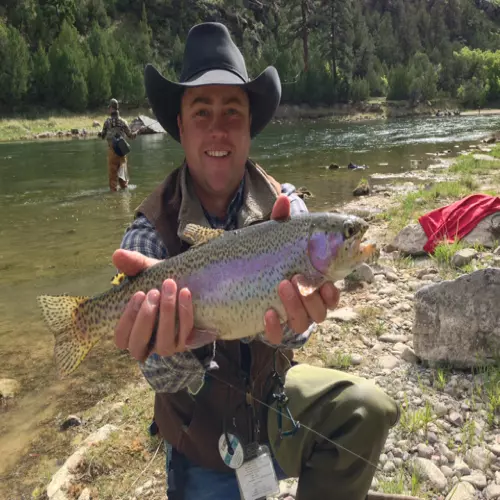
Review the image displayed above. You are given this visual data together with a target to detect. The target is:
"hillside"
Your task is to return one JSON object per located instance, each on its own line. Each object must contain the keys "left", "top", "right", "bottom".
{"left": 1, "top": 0, "right": 500, "bottom": 113}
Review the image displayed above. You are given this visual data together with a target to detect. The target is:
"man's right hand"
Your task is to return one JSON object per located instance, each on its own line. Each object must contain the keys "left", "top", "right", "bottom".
{"left": 112, "top": 249, "right": 195, "bottom": 361}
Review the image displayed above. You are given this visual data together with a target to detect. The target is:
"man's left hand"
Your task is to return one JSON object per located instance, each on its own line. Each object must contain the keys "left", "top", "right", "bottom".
{"left": 264, "top": 194, "right": 340, "bottom": 345}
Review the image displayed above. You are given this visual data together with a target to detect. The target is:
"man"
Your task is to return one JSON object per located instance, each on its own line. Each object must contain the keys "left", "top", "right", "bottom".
{"left": 112, "top": 22, "right": 417, "bottom": 500}
{"left": 99, "top": 98, "right": 138, "bottom": 191}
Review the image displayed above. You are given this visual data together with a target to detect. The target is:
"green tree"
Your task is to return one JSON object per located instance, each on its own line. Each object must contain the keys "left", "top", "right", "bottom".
{"left": 30, "top": 42, "right": 51, "bottom": 103}
{"left": 0, "top": 22, "right": 30, "bottom": 107}
{"left": 48, "top": 20, "right": 89, "bottom": 110}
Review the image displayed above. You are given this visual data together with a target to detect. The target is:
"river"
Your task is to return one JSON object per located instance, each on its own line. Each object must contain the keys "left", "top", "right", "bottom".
{"left": 0, "top": 113, "right": 499, "bottom": 483}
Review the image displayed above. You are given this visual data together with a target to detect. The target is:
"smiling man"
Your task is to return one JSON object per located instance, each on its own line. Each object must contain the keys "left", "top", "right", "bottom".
{"left": 110, "top": 22, "right": 413, "bottom": 500}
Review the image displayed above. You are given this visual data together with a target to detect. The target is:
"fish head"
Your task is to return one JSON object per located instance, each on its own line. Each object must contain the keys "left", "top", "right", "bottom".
{"left": 306, "top": 213, "right": 377, "bottom": 281}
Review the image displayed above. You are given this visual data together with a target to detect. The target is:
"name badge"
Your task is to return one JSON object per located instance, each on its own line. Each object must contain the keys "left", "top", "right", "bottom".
{"left": 236, "top": 445, "right": 280, "bottom": 500}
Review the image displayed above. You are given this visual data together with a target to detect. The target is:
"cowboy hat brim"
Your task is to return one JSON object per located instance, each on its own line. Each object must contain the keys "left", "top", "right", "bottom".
{"left": 144, "top": 63, "right": 281, "bottom": 142}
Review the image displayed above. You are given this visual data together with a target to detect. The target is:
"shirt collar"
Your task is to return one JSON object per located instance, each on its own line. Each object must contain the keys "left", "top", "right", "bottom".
{"left": 201, "top": 175, "right": 246, "bottom": 229}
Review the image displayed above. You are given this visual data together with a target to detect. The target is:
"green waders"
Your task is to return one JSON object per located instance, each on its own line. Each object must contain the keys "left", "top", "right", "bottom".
{"left": 267, "top": 364, "right": 400, "bottom": 500}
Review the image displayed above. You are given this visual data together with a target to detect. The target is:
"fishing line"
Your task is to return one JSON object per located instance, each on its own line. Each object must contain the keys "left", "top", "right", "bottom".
{"left": 204, "top": 369, "right": 384, "bottom": 472}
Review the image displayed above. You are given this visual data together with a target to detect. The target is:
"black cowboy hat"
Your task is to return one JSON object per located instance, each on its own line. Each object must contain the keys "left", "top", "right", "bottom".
{"left": 144, "top": 22, "right": 281, "bottom": 142}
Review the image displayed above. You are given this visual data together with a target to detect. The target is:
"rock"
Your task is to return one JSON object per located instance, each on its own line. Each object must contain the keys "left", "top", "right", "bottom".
{"left": 461, "top": 473, "right": 487, "bottom": 489}
{"left": 441, "top": 465, "right": 454, "bottom": 477}
{"left": 328, "top": 307, "right": 359, "bottom": 322}
{"left": 434, "top": 402, "right": 449, "bottom": 417}
{"left": 447, "top": 411, "right": 464, "bottom": 427}
{"left": 451, "top": 248, "right": 478, "bottom": 268}
{"left": 401, "top": 347, "right": 419, "bottom": 364}
{"left": 412, "top": 457, "right": 448, "bottom": 490}
{"left": 378, "top": 284, "right": 399, "bottom": 295}
{"left": 0, "top": 378, "right": 21, "bottom": 398}
{"left": 47, "top": 424, "right": 118, "bottom": 499}
{"left": 417, "top": 443, "right": 434, "bottom": 459}
{"left": 445, "top": 481, "right": 476, "bottom": 500}
{"left": 60, "top": 415, "right": 82, "bottom": 431}
{"left": 385, "top": 271, "right": 399, "bottom": 282}
{"left": 378, "top": 355, "right": 399, "bottom": 370}
{"left": 92, "top": 121, "right": 101, "bottom": 128}
{"left": 350, "top": 354, "right": 363, "bottom": 365}
{"left": 494, "top": 246, "right": 500, "bottom": 256}
{"left": 390, "top": 223, "right": 428, "bottom": 256}
{"left": 328, "top": 163, "right": 340, "bottom": 170}
{"left": 485, "top": 484, "right": 500, "bottom": 499}
{"left": 463, "top": 212, "right": 500, "bottom": 249}
{"left": 348, "top": 263, "right": 375, "bottom": 283}
{"left": 353, "top": 182, "right": 370, "bottom": 196}
{"left": 413, "top": 269, "right": 500, "bottom": 367}
{"left": 454, "top": 457, "right": 471, "bottom": 476}
{"left": 77, "top": 489, "right": 91, "bottom": 500}
{"left": 417, "top": 267, "right": 438, "bottom": 279}
{"left": 464, "top": 447, "right": 496, "bottom": 471}
{"left": 379, "top": 334, "right": 408, "bottom": 344}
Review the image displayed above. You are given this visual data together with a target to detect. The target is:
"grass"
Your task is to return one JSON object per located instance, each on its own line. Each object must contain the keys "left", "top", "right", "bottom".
{"left": 380, "top": 176, "right": 480, "bottom": 235}
{"left": 432, "top": 368, "right": 448, "bottom": 391}
{"left": 320, "top": 350, "right": 353, "bottom": 369}
{"left": 449, "top": 152, "right": 500, "bottom": 175}
{"left": 471, "top": 364, "right": 500, "bottom": 427}
{"left": 377, "top": 467, "right": 426, "bottom": 498}
{"left": 398, "top": 399, "right": 435, "bottom": 437}
{"left": 377, "top": 149, "right": 500, "bottom": 238}
{"left": 0, "top": 107, "right": 150, "bottom": 141}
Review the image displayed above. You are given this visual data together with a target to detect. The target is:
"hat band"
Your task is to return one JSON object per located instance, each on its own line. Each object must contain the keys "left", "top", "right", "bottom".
{"left": 183, "top": 64, "right": 248, "bottom": 84}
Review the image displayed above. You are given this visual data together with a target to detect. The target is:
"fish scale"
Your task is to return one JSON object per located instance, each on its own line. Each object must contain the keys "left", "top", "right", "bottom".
{"left": 37, "top": 212, "right": 376, "bottom": 377}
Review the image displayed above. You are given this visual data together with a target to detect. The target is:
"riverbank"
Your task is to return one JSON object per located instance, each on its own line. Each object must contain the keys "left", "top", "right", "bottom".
{"left": 2, "top": 141, "right": 500, "bottom": 500}
{"left": 1, "top": 100, "right": 499, "bottom": 143}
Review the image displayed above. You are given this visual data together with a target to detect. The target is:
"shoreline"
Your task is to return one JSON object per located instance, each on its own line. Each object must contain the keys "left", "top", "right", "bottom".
{"left": 1, "top": 102, "right": 500, "bottom": 144}
{"left": 2, "top": 141, "right": 500, "bottom": 499}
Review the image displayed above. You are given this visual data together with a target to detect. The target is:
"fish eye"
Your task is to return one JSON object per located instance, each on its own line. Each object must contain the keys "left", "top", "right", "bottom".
{"left": 343, "top": 220, "right": 356, "bottom": 239}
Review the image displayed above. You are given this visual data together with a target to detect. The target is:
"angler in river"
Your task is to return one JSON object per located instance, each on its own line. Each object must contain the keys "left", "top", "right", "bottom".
{"left": 40, "top": 22, "right": 420, "bottom": 500}
{"left": 98, "top": 98, "right": 140, "bottom": 191}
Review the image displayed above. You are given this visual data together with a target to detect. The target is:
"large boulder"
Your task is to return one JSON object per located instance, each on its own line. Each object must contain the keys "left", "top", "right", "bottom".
{"left": 413, "top": 268, "right": 500, "bottom": 367}
{"left": 389, "top": 223, "right": 428, "bottom": 255}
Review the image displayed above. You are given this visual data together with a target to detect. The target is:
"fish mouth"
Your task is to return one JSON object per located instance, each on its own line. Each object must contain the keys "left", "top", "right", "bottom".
{"left": 355, "top": 239, "right": 378, "bottom": 263}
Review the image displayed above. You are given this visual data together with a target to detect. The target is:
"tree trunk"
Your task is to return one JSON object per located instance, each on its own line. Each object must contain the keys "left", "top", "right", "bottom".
{"left": 301, "top": 0, "right": 309, "bottom": 72}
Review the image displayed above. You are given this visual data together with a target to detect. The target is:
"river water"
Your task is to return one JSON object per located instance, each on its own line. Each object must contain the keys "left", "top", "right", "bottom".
{"left": 0, "top": 113, "right": 499, "bottom": 483}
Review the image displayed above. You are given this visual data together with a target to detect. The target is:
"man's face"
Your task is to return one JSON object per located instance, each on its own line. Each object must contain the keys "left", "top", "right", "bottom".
{"left": 178, "top": 84, "right": 251, "bottom": 198}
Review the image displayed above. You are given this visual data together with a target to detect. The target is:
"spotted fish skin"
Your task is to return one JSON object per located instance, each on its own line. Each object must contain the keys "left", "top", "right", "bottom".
{"left": 37, "top": 212, "right": 375, "bottom": 376}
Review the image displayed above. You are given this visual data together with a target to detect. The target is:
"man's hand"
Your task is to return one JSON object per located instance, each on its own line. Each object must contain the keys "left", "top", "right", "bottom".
{"left": 112, "top": 249, "right": 198, "bottom": 362}
{"left": 263, "top": 195, "right": 340, "bottom": 345}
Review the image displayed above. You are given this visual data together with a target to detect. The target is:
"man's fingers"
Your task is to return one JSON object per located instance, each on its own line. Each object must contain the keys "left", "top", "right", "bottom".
{"left": 112, "top": 249, "right": 160, "bottom": 276}
{"left": 270, "top": 194, "right": 290, "bottom": 221}
{"left": 292, "top": 276, "right": 327, "bottom": 324}
{"left": 114, "top": 291, "right": 146, "bottom": 350}
{"left": 128, "top": 289, "right": 161, "bottom": 361}
{"left": 155, "top": 280, "right": 178, "bottom": 357}
{"left": 264, "top": 309, "right": 283, "bottom": 345}
{"left": 177, "top": 288, "right": 194, "bottom": 352}
{"left": 320, "top": 282, "right": 341, "bottom": 310}
{"left": 278, "top": 280, "right": 311, "bottom": 334}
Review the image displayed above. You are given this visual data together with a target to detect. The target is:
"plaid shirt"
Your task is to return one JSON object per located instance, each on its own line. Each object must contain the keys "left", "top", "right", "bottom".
{"left": 120, "top": 178, "right": 316, "bottom": 393}
{"left": 100, "top": 112, "right": 136, "bottom": 143}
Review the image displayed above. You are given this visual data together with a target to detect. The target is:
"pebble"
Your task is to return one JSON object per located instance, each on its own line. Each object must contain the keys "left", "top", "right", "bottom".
{"left": 445, "top": 481, "right": 476, "bottom": 500}
{"left": 412, "top": 457, "right": 448, "bottom": 490}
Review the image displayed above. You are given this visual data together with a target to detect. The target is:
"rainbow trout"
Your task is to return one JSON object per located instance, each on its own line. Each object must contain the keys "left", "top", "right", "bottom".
{"left": 37, "top": 212, "right": 376, "bottom": 377}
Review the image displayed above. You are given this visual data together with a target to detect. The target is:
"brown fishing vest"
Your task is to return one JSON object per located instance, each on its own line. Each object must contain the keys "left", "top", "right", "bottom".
{"left": 135, "top": 160, "right": 294, "bottom": 471}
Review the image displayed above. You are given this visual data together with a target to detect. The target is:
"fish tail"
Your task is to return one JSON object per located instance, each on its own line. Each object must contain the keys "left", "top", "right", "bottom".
{"left": 37, "top": 294, "right": 96, "bottom": 377}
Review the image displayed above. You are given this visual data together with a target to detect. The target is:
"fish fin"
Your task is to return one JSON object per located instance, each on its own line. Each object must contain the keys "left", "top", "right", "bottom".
{"left": 110, "top": 272, "right": 127, "bottom": 286}
{"left": 182, "top": 224, "right": 225, "bottom": 247}
{"left": 37, "top": 294, "right": 96, "bottom": 377}
{"left": 184, "top": 328, "right": 219, "bottom": 349}
{"left": 295, "top": 275, "right": 325, "bottom": 297}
